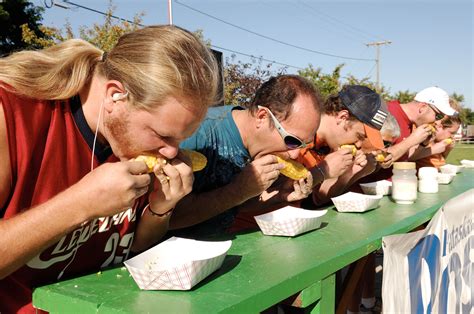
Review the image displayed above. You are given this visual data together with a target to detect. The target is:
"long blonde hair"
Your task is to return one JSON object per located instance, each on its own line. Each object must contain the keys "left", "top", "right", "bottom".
{"left": 0, "top": 25, "right": 219, "bottom": 110}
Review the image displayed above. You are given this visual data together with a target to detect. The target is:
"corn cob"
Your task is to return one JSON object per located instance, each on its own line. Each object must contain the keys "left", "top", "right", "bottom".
{"left": 375, "top": 154, "right": 386, "bottom": 162}
{"left": 340, "top": 144, "right": 357, "bottom": 156}
{"left": 134, "top": 155, "right": 167, "bottom": 173}
{"left": 429, "top": 124, "right": 436, "bottom": 134}
{"left": 276, "top": 156, "right": 309, "bottom": 180}
{"left": 134, "top": 150, "right": 207, "bottom": 173}
{"left": 182, "top": 150, "right": 207, "bottom": 171}
{"left": 444, "top": 138, "right": 453, "bottom": 145}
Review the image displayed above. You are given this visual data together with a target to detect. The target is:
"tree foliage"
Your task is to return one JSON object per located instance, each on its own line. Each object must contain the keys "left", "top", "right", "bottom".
{"left": 224, "top": 55, "right": 286, "bottom": 106}
{"left": 298, "top": 63, "right": 342, "bottom": 98}
{"left": 21, "top": 1, "right": 142, "bottom": 51}
{"left": 0, "top": 0, "right": 51, "bottom": 54}
{"left": 392, "top": 90, "right": 416, "bottom": 103}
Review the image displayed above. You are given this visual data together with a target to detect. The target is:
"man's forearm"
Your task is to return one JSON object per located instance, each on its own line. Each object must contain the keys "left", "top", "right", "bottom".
{"left": 407, "top": 145, "right": 433, "bottom": 161}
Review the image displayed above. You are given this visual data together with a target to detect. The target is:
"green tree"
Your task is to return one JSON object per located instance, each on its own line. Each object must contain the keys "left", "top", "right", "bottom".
{"left": 21, "top": 1, "right": 143, "bottom": 51}
{"left": 345, "top": 74, "right": 390, "bottom": 100}
{"left": 224, "top": 55, "right": 286, "bottom": 106}
{"left": 392, "top": 90, "right": 416, "bottom": 103}
{"left": 298, "top": 63, "right": 343, "bottom": 98}
{"left": 450, "top": 92, "right": 464, "bottom": 104}
{"left": 0, "top": 0, "right": 51, "bottom": 54}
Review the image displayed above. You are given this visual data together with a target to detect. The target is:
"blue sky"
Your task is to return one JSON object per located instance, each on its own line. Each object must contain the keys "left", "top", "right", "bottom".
{"left": 38, "top": 0, "right": 473, "bottom": 108}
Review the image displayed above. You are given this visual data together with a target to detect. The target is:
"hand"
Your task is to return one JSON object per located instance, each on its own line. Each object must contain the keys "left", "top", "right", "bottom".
{"left": 148, "top": 152, "right": 194, "bottom": 215}
{"left": 410, "top": 124, "right": 433, "bottom": 145}
{"left": 276, "top": 172, "right": 314, "bottom": 202}
{"left": 352, "top": 153, "right": 377, "bottom": 177}
{"left": 232, "top": 155, "right": 284, "bottom": 200}
{"left": 430, "top": 141, "right": 449, "bottom": 155}
{"left": 318, "top": 149, "right": 354, "bottom": 179}
{"left": 73, "top": 161, "right": 151, "bottom": 220}
{"left": 380, "top": 152, "right": 394, "bottom": 169}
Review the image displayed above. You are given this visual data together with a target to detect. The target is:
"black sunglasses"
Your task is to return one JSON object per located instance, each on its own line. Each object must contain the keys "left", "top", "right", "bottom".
{"left": 427, "top": 104, "right": 445, "bottom": 120}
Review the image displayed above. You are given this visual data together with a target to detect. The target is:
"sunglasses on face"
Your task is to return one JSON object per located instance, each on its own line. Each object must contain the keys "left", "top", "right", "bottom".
{"left": 258, "top": 105, "right": 308, "bottom": 149}
{"left": 383, "top": 140, "right": 392, "bottom": 148}
{"left": 427, "top": 104, "right": 445, "bottom": 120}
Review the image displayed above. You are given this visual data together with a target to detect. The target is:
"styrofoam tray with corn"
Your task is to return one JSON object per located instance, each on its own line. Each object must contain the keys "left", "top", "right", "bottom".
{"left": 331, "top": 192, "right": 383, "bottom": 213}
{"left": 254, "top": 206, "right": 327, "bottom": 237}
{"left": 124, "top": 237, "right": 231, "bottom": 290}
{"left": 359, "top": 180, "right": 392, "bottom": 196}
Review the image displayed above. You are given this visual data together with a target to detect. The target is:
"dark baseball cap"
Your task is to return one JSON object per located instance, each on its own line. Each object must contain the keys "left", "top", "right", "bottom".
{"left": 339, "top": 85, "right": 388, "bottom": 149}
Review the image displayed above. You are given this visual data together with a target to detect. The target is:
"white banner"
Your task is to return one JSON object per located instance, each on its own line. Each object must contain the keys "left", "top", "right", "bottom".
{"left": 382, "top": 189, "right": 473, "bottom": 314}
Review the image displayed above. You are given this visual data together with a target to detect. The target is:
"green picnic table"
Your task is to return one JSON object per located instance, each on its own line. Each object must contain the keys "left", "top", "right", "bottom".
{"left": 33, "top": 169, "right": 474, "bottom": 313}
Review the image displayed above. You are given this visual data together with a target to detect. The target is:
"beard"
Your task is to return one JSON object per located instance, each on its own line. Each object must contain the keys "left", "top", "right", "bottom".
{"left": 103, "top": 111, "right": 141, "bottom": 160}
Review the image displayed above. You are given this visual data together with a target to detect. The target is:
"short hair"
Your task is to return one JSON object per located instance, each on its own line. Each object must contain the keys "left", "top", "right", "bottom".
{"left": 322, "top": 92, "right": 358, "bottom": 121}
{"left": 248, "top": 75, "right": 322, "bottom": 121}
{"left": 380, "top": 113, "right": 401, "bottom": 140}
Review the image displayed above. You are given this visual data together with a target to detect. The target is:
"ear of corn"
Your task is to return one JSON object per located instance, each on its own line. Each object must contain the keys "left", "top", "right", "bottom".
{"left": 134, "top": 150, "right": 207, "bottom": 173}
{"left": 134, "top": 155, "right": 167, "bottom": 173}
{"left": 182, "top": 150, "right": 207, "bottom": 171}
{"left": 276, "top": 156, "right": 309, "bottom": 180}
{"left": 429, "top": 124, "right": 436, "bottom": 134}
{"left": 375, "top": 154, "right": 386, "bottom": 162}
{"left": 444, "top": 138, "right": 453, "bottom": 145}
{"left": 340, "top": 144, "right": 357, "bottom": 156}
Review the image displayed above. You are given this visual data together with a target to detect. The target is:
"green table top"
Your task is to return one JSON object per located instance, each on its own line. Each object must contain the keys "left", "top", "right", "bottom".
{"left": 33, "top": 170, "right": 474, "bottom": 313}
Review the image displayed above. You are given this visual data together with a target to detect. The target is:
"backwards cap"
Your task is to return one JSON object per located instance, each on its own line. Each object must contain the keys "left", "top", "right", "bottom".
{"left": 339, "top": 85, "right": 388, "bottom": 149}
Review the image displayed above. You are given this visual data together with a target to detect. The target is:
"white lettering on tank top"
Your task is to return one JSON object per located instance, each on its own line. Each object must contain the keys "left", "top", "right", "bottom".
{"left": 26, "top": 207, "right": 136, "bottom": 270}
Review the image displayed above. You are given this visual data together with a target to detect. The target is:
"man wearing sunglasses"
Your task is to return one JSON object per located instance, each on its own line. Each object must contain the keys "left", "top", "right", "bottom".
{"left": 360, "top": 86, "right": 458, "bottom": 183}
{"left": 379, "top": 86, "right": 457, "bottom": 165}
{"left": 169, "top": 75, "right": 323, "bottom": 237}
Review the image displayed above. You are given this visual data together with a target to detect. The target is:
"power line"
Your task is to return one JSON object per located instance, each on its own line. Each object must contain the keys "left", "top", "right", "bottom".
{"left": 211, "top": 45, "right": 304, "bottom": 70}
{"left": 47, "top": 0, "right": 305, "bottom": 70}
{"left": 62, "top": 0, "right": 145, "bottom": 26}
{"left": 174, "top": 0, "right": 375, "bottom": 62}
{"left": 296, "top": 0, "right": 386, "bottom": 42}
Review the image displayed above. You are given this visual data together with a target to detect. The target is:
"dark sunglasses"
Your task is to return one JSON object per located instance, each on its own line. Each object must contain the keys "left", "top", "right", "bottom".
{"left": 427, "top": 104, "right": 445, "bottom": 120}
{"left": 258, "top": 105, "right": 308, "bottom": 149}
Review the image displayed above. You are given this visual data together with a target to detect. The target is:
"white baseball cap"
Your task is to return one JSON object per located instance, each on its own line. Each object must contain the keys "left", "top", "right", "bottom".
{"left": 414, "top": 87, "right": 457, "bottom": 116}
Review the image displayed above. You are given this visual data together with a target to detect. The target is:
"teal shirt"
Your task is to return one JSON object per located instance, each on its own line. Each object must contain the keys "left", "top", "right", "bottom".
{"left": 177, "top": 105, "right": 251, "bottom": 237}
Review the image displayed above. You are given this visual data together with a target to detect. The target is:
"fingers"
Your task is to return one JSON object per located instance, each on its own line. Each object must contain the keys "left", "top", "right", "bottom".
{"left": 128, "top": 160, "right": 151, "bottom": 175}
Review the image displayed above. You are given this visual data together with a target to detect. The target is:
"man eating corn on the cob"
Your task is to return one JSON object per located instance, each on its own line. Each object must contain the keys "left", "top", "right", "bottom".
{"left": 298, "top": 85, "right": 389, "bottom": 206}
{"left": 169, "top": 75, "right": 323, "bottom": 237}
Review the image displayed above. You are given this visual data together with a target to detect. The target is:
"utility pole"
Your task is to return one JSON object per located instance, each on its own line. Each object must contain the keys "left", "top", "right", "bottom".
{"left": 366, "top": 40, "right": 392, "bottom": 91}
{"left": 168, "top": 0, "right": 173, "bottom": 25}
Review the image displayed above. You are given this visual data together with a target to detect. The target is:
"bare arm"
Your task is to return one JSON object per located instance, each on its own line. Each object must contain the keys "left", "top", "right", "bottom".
{"left": 408, "top": 141, "right": 449, "bottom": 162}
{"left": 388, "top": 124, "right": 432, "bottom": 161}
{"left": 0, "top": 102, "right": 153, "bottom": 278}
{"left": 313, "top": 153, "right": 377, "bottom": 205}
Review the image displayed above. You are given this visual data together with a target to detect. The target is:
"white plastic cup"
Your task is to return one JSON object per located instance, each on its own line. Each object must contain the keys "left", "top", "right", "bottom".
{"left": 418, "top": 167, "right": 439, "bottom": 193}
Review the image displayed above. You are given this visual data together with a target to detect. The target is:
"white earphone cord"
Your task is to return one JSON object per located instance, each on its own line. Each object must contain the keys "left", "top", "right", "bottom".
{"left": 58, "top": 99, "right": 105, "bottom": 280}
{"left": 90, "top": 99, "right": 105, "bottom": 171}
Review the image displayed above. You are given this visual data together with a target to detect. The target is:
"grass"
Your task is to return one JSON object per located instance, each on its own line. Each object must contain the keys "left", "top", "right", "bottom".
{"left": 446, "top": 143, "right": 474, "bottom": 164}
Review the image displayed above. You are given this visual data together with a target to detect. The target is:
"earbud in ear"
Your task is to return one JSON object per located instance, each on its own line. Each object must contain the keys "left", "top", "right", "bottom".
{"left": 112, "top": 91, "right": 129, "bottom": 101}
